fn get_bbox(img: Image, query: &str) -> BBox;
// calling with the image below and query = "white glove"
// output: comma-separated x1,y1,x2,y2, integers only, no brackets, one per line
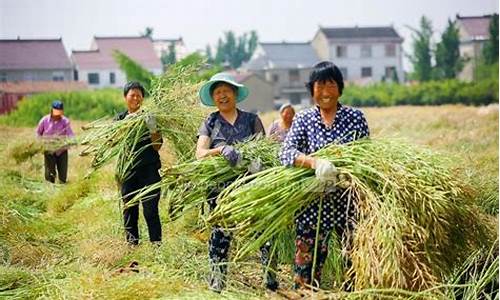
313,158,338,184
145,114,157,133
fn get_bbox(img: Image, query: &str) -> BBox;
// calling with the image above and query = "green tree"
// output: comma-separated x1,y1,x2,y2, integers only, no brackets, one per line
161,43,177,66
212,30,259,68
234,34,248,68
113,50,153,93
434,19,463,79
215,38,225,64
205,45,214,64
246,30,258,61
141,27,154,39
224,31,237,67
482,14,499,64
175,53,223,83
408,16,434,81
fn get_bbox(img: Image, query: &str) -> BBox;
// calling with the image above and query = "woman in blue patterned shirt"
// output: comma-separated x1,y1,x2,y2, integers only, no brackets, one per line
279,61,370,289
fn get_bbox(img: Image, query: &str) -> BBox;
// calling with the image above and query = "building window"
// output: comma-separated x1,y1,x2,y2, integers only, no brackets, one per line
73,70,79,81
272,74,279,83
52,71,65,81
88,73,100,85
336,45,347,58
361,45,372,58
289,69,300,82
385,66,399,81
361,67,372,78
0,73,6,82
385,44,396,57
109,72,116,84
339,67,348,80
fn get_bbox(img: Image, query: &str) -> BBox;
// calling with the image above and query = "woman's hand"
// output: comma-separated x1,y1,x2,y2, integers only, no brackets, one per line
313,158,338,183
220,145,241,167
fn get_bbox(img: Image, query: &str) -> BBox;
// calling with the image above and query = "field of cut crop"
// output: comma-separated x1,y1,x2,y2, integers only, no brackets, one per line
0,104,497,299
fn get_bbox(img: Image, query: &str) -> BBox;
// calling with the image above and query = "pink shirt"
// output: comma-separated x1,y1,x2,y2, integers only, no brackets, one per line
36,115,74,154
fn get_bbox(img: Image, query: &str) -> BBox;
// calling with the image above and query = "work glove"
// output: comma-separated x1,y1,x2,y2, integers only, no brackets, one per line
247,158,263,174
221,145,241,167
145,114,157,133
313,158,338,184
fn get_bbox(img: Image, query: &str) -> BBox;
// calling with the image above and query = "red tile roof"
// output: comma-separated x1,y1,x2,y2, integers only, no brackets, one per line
72,36,162,70
457,15,492,40
0,38,72,70
0,81,88,94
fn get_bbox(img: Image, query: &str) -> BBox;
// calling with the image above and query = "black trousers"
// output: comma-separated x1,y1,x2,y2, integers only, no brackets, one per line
121,165,162,244
44,151,68,183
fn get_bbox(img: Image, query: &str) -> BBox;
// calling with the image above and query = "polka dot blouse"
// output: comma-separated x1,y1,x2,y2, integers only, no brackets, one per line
279,103,370,231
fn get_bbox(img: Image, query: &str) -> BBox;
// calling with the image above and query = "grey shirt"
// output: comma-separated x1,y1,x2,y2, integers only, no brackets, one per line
198,109,265,148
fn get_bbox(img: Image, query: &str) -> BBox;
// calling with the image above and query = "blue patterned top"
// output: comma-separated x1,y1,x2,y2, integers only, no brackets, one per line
279,103,370,231
280,103,369,165
198,109,265,149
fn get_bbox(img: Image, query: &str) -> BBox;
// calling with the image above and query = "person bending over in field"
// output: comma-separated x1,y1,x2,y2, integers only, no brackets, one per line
114,81,163,246
279,61,370,290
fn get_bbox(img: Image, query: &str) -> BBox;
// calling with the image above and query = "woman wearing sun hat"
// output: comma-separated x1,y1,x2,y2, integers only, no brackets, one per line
196,72,279,293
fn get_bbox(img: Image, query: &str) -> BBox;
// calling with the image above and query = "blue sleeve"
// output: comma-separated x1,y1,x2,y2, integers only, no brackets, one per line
279,113,307,166
354,110,370,139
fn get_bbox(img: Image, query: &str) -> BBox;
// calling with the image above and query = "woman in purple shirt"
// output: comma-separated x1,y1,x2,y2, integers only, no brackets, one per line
268,103,295,142
36,100,75,183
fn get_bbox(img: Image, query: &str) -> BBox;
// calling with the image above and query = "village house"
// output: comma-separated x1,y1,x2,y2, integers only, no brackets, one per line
455,14,494,81
243,42,319,106
311,26,404,84
71,36,162,89
228,71,274,113
0,38,73,82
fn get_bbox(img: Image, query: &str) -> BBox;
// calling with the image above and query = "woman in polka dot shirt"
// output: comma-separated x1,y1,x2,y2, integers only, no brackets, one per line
279,61,370,289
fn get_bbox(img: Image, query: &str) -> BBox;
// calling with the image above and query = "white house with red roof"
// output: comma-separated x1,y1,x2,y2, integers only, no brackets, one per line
456,14,494,81
0,38,73,82
71,36,163,88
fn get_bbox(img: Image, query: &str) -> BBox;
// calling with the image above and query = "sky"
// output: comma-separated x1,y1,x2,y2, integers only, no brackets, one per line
1,0,498,71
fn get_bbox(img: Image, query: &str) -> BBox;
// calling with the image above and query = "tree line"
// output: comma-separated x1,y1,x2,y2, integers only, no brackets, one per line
409,14,498,81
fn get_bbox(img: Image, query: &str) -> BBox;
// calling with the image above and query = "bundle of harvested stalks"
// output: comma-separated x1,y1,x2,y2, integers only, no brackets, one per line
80,60,207,182
10,138,78,164
127,137,280,212
208,138,496,291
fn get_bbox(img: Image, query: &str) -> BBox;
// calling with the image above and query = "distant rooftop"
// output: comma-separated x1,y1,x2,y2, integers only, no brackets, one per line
72,36,162,70
0,38,72,70
456,14,493,41
319,26,403,40
245,42,319,70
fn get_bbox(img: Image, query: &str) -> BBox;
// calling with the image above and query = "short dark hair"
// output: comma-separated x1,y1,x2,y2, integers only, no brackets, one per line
209,81,238,97
123,81,145,97
306,61,344,96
